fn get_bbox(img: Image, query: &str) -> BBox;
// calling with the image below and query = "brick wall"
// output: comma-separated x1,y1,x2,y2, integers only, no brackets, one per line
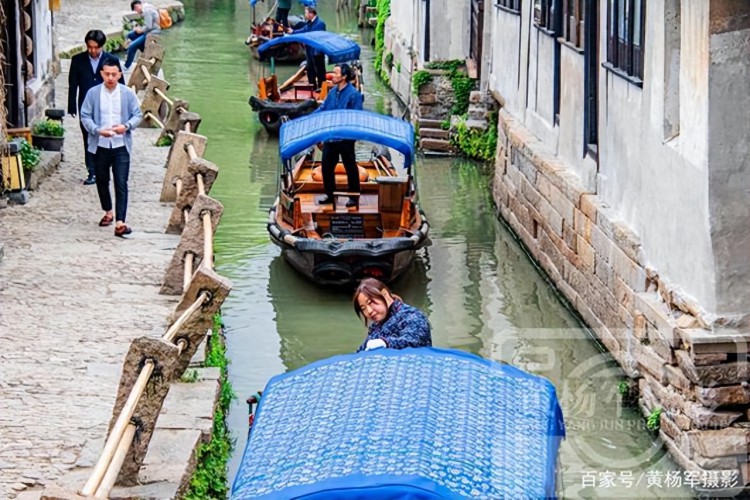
493,108,750,490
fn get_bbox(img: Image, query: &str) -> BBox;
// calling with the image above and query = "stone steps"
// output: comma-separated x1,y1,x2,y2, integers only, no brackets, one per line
420,136,454,155
419,127,450,140
418,118,444,129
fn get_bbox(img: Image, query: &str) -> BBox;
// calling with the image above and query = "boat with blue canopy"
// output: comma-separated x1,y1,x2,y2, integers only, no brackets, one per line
257,31,362,64
245,0,306,64
267,109,429,286
249,31,364,134
231,347,566,499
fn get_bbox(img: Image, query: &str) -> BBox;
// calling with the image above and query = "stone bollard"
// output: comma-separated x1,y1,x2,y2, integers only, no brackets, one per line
141,75,171,127
161,131,207,202
108,336,182,485
169,266,232,375
166,157,219,234
157,99,202,143
160,194,224,295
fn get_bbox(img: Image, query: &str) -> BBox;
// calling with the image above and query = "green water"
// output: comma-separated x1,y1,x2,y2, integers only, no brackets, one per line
158,1,691,497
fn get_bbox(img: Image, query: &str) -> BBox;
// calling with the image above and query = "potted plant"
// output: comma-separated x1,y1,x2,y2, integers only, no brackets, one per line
16,138,41,188
31,118,65,151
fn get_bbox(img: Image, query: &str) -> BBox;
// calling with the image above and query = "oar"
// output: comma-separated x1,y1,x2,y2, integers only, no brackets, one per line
279,64,307,93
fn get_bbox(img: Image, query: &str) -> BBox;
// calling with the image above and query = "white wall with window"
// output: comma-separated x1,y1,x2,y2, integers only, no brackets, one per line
28,0,54,94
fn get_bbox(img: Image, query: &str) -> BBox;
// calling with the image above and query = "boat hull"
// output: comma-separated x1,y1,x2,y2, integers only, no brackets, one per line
249,96,318,135
267,210,429,286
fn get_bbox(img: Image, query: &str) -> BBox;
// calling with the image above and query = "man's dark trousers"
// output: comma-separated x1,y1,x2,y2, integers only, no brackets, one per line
321,140,359,198
94,146,131,222
79,120,96,179
306,54,326,90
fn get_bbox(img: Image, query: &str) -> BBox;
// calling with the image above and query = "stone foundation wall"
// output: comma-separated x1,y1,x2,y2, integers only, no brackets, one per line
492,108,750,490
411,70,454,121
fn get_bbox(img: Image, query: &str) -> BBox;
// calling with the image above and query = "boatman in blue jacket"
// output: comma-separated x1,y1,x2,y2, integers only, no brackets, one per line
287,6,327,91
315,63,363,207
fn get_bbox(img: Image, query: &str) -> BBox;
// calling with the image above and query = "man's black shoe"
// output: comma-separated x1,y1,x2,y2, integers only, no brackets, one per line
83,176,96,185
317,196,334,205
345,198,358,208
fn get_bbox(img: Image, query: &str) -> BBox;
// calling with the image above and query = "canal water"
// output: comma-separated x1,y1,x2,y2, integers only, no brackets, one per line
159,1,690,497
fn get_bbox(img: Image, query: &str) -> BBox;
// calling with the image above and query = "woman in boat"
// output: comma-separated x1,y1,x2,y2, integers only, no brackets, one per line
353,278,432,352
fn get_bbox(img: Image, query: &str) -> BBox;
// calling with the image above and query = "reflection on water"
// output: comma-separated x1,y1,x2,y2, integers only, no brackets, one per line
159,0,691,497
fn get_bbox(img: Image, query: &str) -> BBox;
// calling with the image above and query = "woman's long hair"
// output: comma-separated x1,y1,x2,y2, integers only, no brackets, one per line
352,278,394,325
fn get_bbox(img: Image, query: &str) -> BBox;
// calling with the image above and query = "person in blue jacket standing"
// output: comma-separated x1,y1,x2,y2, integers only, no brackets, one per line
287,6,326,91
315,63,363,206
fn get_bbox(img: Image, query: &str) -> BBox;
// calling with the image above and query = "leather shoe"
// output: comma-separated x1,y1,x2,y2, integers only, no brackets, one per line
317,196,334,205
83,176,96,185
345,198,358,208
114,225,132,237
99,214,113,227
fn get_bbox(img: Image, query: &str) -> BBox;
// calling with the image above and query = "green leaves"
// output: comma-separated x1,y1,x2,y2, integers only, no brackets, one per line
450,113,498,163
16,138,41,171
184,313,236,499
646,407,662,432
32,118,64,137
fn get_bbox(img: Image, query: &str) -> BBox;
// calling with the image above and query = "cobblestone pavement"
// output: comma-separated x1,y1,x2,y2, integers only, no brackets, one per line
0,62,179,498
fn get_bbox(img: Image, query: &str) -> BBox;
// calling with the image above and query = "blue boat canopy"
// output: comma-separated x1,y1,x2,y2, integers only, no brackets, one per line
280,110,415,167
257,31,361,63
231,348,565,500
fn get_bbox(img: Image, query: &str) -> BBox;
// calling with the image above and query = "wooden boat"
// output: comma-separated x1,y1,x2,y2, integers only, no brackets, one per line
249,31,363,135
244,17,306,64
267,110,429,286
232,348,566,499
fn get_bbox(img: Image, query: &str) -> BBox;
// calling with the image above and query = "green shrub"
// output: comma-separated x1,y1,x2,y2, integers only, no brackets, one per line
449,70,474,116
104,36,126,53
646,407,662,432
450,112,497,163
184,313,236,500
156,135,173,147
32,118,65,137
17,138,41,171
411,70,432,94
373,0,391,81
384,52,394,70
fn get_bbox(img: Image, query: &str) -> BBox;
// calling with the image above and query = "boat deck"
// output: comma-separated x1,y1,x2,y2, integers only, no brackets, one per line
296,192,379,214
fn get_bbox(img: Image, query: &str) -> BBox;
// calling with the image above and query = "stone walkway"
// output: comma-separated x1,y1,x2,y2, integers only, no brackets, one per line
0,47,179,500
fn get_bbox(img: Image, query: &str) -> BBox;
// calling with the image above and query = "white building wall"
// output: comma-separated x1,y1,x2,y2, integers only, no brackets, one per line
597,0,714,311
29,0,55,93
486,7,525,116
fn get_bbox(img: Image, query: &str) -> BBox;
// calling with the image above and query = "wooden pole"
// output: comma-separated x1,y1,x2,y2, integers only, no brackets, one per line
186,143,197,161
183,252,194,291
81,361,155,496
93,423,137,498
202,211,213,269
154,87,174,107
144,112,165,130
163,291,209,343
196,173,205,196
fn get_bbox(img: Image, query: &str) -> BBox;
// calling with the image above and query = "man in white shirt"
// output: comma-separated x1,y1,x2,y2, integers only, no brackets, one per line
80,57,143,237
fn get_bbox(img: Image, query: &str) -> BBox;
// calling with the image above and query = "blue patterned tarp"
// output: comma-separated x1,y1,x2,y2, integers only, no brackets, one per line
231,348,565,499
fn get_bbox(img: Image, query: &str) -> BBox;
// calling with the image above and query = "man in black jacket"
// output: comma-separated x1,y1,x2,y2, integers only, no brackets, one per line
67,30,124,185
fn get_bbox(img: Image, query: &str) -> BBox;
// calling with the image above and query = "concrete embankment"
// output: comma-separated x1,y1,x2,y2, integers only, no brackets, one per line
0,1,221,498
